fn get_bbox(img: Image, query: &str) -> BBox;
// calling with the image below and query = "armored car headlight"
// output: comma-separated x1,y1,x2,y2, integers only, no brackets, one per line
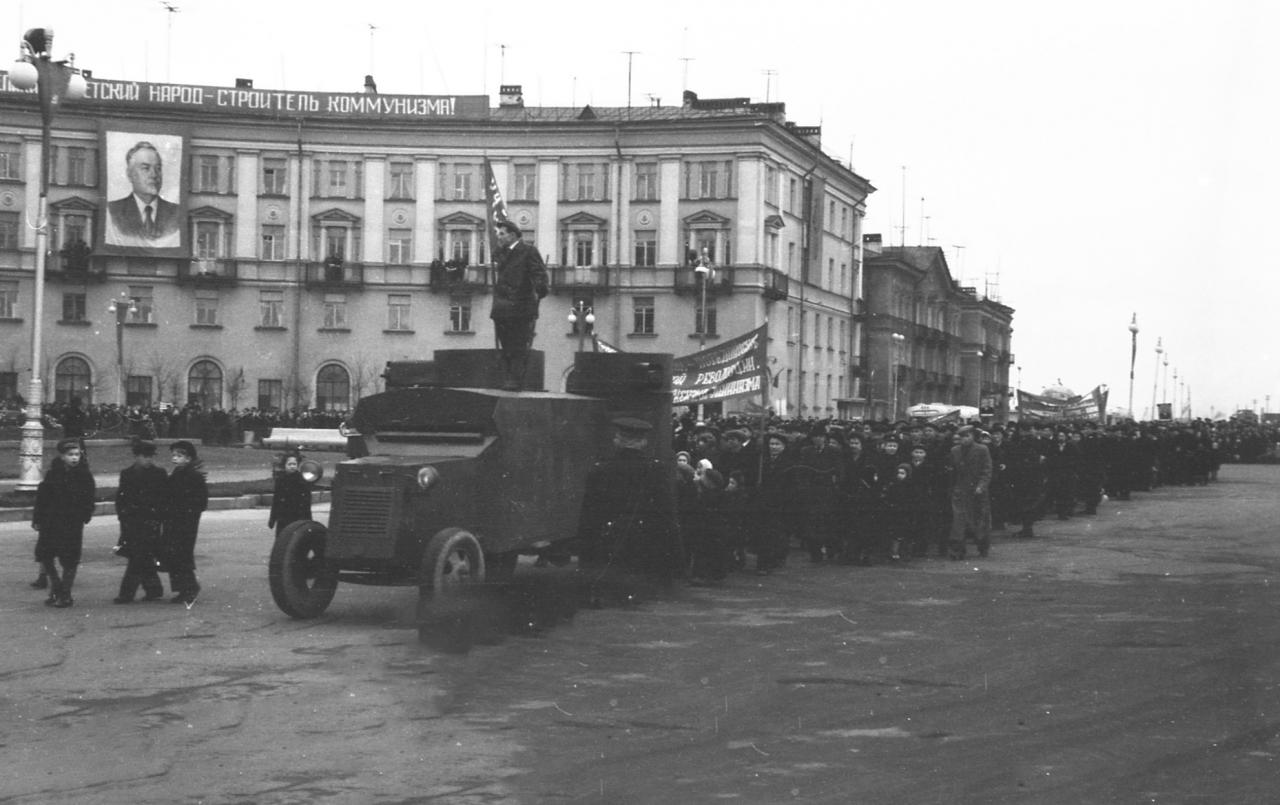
417,466,440,490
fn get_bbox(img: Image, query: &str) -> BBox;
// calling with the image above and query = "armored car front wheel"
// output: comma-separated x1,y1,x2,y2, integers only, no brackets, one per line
417,528,486,651
269,520,339,618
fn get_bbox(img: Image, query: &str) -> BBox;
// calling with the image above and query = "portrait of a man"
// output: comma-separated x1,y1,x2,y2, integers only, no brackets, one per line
103,133,184,250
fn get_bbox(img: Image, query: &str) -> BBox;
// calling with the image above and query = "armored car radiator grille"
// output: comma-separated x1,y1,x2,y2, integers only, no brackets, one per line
331,486,397,555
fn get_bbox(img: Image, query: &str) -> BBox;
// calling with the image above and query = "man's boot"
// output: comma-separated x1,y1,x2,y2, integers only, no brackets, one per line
54,567,76,608
31,570,48,590
114,571,137,604
41,562,61,606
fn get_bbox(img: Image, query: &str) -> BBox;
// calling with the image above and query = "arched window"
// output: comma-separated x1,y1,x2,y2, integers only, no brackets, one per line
187,360,223,409
54,356,92,404
315,364,351,412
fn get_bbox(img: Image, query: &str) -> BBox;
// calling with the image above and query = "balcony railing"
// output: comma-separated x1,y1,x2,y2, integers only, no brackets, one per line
763,268,789,301
427,261,491,293
673,265,735,295
305,260,365,288
549,265,611,294
177,258,239,286
45,251,107,283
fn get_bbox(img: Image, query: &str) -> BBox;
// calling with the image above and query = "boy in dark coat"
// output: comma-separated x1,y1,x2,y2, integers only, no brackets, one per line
268,450,314,537
113,439,168,603
163,440,209,604
32,438,96,607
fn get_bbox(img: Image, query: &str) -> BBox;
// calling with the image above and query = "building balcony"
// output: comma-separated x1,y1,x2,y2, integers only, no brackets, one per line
549,265,612,294
673,265,735,295
763,268,789,301
45,251,108,283
177,258,239,287
305,260,365,289
427,260,491,293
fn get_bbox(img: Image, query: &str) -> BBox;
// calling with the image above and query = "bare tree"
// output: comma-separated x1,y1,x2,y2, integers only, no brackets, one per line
147,351,180,406
227,366,247,410
350,353,383,401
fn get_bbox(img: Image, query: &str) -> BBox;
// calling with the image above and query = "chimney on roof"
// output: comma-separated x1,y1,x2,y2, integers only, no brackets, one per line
364,75,378,95
862,233,883,256
682,90,698,109
499,84,524,108
235,78,253,89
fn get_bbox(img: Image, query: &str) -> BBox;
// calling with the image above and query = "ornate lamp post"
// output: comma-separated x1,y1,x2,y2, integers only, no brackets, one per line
9,28,88,491
1127,313,1139,421
694,248,714,348
1150,337,1162,422
108,291,139,406
567,300,595,353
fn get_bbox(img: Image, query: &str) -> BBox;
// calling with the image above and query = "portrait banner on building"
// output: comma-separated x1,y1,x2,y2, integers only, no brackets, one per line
98,129,187,256
671,326,768,405
1016,385,1109,421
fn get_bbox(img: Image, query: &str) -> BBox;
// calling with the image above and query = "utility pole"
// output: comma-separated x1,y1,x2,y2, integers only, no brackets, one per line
623,51,639,115
160,2,180,82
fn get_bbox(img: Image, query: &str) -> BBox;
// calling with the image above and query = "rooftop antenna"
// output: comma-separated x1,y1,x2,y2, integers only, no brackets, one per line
918,196,925,246
680,27,693,93
952,244,966,285
898,166,907,248
368,23,377,78
623,50,639,115
571,75,576,108
499,43,506,85
762,68,777,102
925,216,933,245
160,1,180,82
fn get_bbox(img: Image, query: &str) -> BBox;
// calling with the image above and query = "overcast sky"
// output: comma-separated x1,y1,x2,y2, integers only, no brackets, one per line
13,0,1280,419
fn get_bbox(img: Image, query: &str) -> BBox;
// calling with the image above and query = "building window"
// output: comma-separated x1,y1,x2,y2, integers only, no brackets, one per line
328,162,347,193
261,158,288,194
387,293,412,331
573,233,594,267
258,379,283,411
634,231,656,267
513,164,537,200
58,213,91,250
62,292,86,322
387,228,412,265
696,297,717,338
634,162,658,201
767,232,780,269
787,242,796,271
55,356,92,404
0,212,18,250
261,225,286,260
197,156,220,192
65,147,91,185
194,221,226,259
0,371,16,403
259,290,284,327
561,163,609,202
0,142,20,180
126,375,152,407
195,289,219,326
387,161,414,199
322,292,347,329
632,296,655,335
447,231,473,264
764,164,778,207
0,280,18,318
577,165,596,200
453,166,474,200
322,225,351,261
315,364,351,412
314,158,362,199
787,177,797,214
187,359,222,408
127,285,154,324
448,294,472,332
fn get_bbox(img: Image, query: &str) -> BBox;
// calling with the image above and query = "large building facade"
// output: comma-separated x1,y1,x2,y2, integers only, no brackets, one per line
0,74,874,419
862,236,1015,421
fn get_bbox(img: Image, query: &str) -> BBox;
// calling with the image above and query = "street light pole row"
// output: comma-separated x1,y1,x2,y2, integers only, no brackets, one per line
10,28,89,491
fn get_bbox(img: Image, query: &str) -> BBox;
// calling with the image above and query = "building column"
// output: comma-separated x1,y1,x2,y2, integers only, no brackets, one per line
414,158,437,262
658,158,681,265
537,159,559,265
234,151,258,259
362,156,385,264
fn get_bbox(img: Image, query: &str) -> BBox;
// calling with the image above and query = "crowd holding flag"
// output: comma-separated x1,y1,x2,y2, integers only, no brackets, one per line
1016,386,1109,421
671,325,768,405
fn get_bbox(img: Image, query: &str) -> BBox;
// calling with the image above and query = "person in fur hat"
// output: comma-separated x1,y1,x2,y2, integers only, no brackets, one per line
162,441,208,604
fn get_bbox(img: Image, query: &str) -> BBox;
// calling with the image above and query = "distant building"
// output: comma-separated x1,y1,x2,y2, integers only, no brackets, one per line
0,76,873,418
862,237,1015,421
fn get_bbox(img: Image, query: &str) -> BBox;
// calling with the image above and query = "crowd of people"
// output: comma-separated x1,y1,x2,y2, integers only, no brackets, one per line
654,412,1275,586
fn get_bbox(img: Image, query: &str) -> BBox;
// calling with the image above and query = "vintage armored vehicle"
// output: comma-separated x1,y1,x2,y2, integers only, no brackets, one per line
268,348,672,640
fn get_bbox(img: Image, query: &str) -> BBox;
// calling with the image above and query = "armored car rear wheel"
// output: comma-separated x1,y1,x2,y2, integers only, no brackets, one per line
269,520,339,618
417,528,486,651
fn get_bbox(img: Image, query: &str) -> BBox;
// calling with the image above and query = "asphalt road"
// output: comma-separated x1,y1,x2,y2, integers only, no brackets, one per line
1,466,1278,804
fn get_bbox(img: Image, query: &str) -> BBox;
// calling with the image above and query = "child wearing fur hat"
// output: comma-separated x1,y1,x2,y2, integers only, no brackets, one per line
268,450,314,537
162,440,208,604
31,438,96,607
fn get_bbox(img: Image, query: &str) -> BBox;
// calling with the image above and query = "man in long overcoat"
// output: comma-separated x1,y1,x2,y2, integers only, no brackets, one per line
948,425,993,559
489,220,548,390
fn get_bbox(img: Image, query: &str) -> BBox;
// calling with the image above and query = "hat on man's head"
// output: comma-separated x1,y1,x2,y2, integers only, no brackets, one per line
495,219,521,236
55,437,81,454
957,425,977,437
170,440,198,459
612,416,652,439
131,438,157,456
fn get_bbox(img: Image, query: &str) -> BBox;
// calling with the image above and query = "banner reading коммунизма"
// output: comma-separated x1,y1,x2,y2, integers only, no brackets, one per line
671,326,768,405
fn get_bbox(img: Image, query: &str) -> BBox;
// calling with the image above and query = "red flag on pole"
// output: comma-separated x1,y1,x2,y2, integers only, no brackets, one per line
483,158,510,261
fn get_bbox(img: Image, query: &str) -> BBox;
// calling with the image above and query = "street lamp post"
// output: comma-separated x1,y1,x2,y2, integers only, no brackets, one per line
108,292,139,406
1150,337,1162,422
1162,352,1170,406
566,300,595,353
9,28,88,491
890,332,905,421
1127,313,1139,421
694,248,714,349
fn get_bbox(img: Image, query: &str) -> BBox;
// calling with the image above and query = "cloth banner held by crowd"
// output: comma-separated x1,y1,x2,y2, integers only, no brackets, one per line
671,326,768,405
1016,386,1109,421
